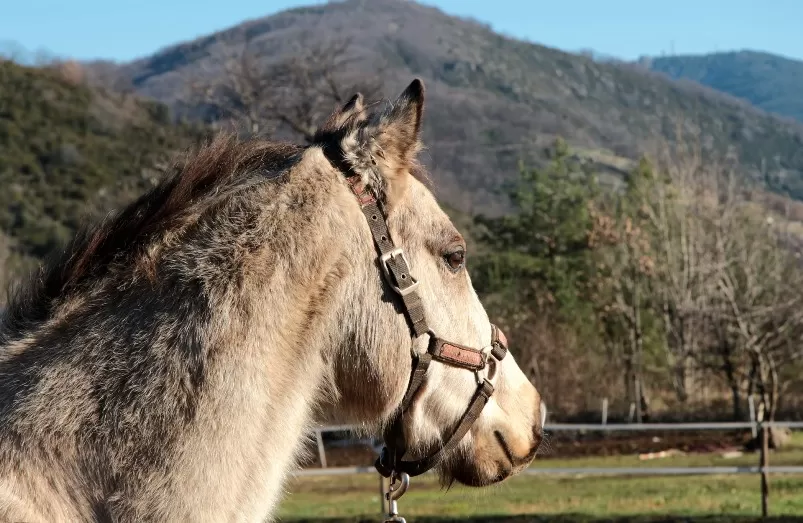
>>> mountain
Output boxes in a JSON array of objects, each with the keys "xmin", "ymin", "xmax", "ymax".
[
  {"xmin": 0, "ymin": 59, "xmax": 206, "ymax": 269},
  {"xmin": 108, "ymin": 0, "xmax": 803, "ymax": 214},
  {"xmin": 645, "ymin": 50, "xmax": 803, "ymax": 124},
  {"xmin": 5, "ymin": 0, "xmax": 803, "ymax": 277}
]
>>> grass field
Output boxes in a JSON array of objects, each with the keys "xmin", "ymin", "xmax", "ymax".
[{"xmin": 277, "ymin": 434, "xmax": 803, "ymax": 522}]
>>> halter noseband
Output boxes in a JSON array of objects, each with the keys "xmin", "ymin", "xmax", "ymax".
[{"xmin": 324, "ymin": 147, "xmax": 509, "ymax": 480}]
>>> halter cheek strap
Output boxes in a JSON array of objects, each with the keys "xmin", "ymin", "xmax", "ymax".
[{"xmin": 328, "ymin": 151, "xmax": 509, "ymax": 479}]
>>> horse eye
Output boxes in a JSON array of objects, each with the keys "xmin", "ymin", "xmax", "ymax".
[{"xmin": 444, "ymin": 249, "xmax": 466, "ymax": 272}]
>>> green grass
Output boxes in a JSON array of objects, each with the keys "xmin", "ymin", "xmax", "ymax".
[
  {"xmin": 277, "ymin": 438, "xmax": 803, "ymax": 522},
  {"xmin": 278, "ymin": 472, "xmax": 803, "ymax": 521},
  {"xmin": 533, "ymin": 447, "xmax": 803, "ymax": 470}
]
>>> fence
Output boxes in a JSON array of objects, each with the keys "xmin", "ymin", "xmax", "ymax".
[{"xmin": 294, "ymin": 420, "xmax": 803, "ymax": 517}]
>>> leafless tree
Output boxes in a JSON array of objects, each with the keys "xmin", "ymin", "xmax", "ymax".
[
  {"xmin": 712, "ymin": 200, "xmax": 803, "ymax": 422},
  {"xmin": 186, "ymin": 33, "xmax": 385, "ymax": 141},
  {"xmin": 638, "ymin": 130, "xmax": 730, "ymax": 404}
]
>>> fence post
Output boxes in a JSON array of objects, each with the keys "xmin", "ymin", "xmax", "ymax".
[
  {"xmin": 314, "ymin": 429, "xmax": 327, "ymax": 468},
  {"xmin": 760, "ymin": 420, "xmax": 769, "ymax": 518},
  {"xmin": 601, "ymin": 398, "xmax": 608, "ymax": 425},
  {"xmin": 748, "ymin": 395, "xmax": 757, "ymax": 439},
  {"xmin": 634, "ymin": 380, "xmax": 643, "ymax": 423}
]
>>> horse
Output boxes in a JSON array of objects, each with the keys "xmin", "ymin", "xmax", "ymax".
[{"xmin": 0, "ymin": 78, "xmax": 545, "ymax": 522}]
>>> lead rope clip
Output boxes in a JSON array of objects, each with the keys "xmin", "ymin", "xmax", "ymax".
[{"xmin": 383, "ymin": 471, "xmax": 410, "ymax": 523}]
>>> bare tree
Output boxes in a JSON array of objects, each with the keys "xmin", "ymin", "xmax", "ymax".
[
  {"xmin": 627, "ymin": 125, "xmax": 803, "ymax": 422},
  {"xmin": 713, "ymin": 202, "xmax": 803, "ymax": 423},
  {"xmin": 186, "ymin": 33, "xmax": 385, "ymax": 141},
  {"xmin": 638, "ymin": 131, "xmax": 730, "ymax": 405},
  {"xmin": 589, "ymin": 177, "xmax": 656, "ymax": 422}
]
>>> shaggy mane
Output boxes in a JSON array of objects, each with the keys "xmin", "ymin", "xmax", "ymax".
[{"xmin": 2, "ymin": 133, "xmax": 303, "ymax": 331}]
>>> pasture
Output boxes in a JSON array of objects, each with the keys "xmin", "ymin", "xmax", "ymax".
[{"xmin": 279, "ymin": 432, "xmax": 803, "ymax": 522}]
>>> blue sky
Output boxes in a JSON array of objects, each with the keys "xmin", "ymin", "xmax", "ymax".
[{"xmin": 1, "ymin": 0, "xmax": 801, "ymax": 63}]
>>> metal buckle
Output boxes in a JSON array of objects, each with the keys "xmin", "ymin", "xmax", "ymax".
[{"xmin": 380, "ymin": 248, "xmax": 420, "ymax": 296}]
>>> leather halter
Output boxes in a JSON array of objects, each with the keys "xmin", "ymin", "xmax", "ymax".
[{"xmin": 324, "ymin": 146, "xmax": 509, "ymax": 479}]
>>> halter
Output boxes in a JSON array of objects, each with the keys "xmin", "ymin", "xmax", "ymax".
[{"xmin": 324, "ymin": 145, "xmax": 509, "ymax": 520}]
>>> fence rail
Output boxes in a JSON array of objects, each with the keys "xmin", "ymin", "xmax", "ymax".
[
  {"xmin": 313, "ymin": 420, "xmax": 803, "ymax": 435},
  {"xmin": 292, "ymin": 465, "xmax": 803, "ymax": 478},
  {"xmin": 545, "ymin": 421, "xmax": 757, "ymax": 431},
  {"xmin": 301, "ymin": 420, "xmax": 803, "ymax": 476},
  {"xmin": 297, "ymin": 421, "xmax": 803, "ymax": 517}
]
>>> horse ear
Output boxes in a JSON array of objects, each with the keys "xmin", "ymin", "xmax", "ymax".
[
  {"xmin": 374, "ymin": 78, "xmax": 425, "ymax": 165},
  {"xmin": 346, "ymin": 79, "xmax": 425, "ymax": 206},
  {"xmin": 314, "ymin": 93, "xmax": 366, "ymax": 139}
]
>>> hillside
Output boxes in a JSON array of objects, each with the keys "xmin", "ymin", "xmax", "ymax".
[
  {"xmin": 4, "ymin": 30, "xmax": 803, "ymax": 422},
  {"xmin": 646, "ymin": 50, "xmax": 803, "ymax": 124},
  {"xmin": 110, "ymin": 0, "xmax": 803, "ymax": 214},
  {"xmin": 0, "ymin": 59, "xmax": 207, "ymax": 269}
]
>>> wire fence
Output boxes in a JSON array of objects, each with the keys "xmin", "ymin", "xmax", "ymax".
[
  {"xmin": 298, "ymin": 420, "xmax": 803, "ymax": 477},
  {"xmin": 294, "ymin": 420, "xmax": 803, "ymax": 517}
]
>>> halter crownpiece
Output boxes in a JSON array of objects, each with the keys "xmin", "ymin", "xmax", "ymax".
[{"xmin": 321, "ymin": 142, "xmax": 510, "ymax": 483}]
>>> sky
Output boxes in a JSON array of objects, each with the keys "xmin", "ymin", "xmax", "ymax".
[{"xmin": 1, "ymin": 0, "xmax": 802, "ymax": 64}]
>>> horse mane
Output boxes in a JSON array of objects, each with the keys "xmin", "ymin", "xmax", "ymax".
[{"xmin": 2, "ymin": 133, "xmax": 303, "ymax": 333}]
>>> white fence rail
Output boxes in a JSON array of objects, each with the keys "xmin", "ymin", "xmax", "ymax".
[
  {"xmin": 295, "ymin": 420, "xmax": 803, "ymax": 477},
  {"xmin": 292, "ymin": 465, "xmax": 803, "ymax": 478},
  {"xmin": 295, "ymin": 421, "xmax": 803, "ymax": 517}
]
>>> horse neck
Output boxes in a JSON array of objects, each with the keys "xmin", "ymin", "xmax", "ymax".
[
  {"xmin": 0, "ymin": 172, "xmax": 358, "ymax": 521},
  {"xmin": 137, "ymin": 181, "xmax": 356, "ymax": 520}
]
